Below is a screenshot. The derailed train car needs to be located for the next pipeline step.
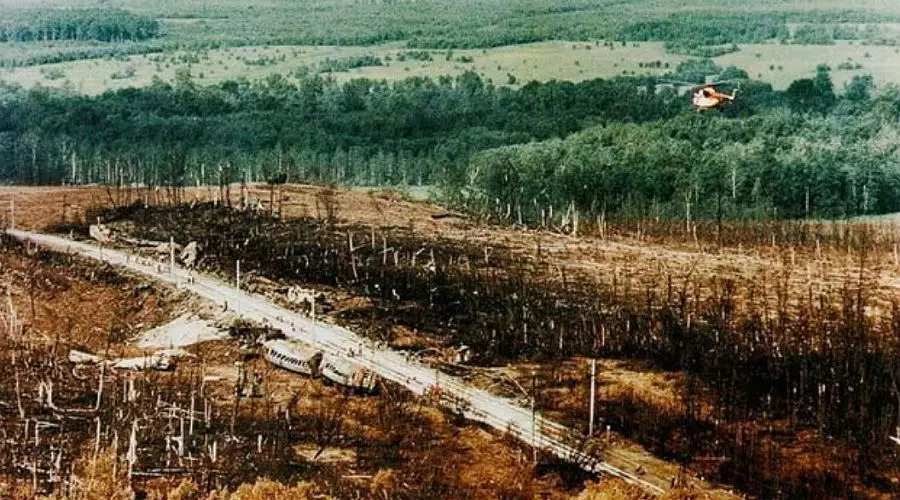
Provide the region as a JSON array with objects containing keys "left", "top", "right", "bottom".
[
  {"left": 320, "top": 355, "right": 379, "bottom": 394},
  {"left": 263, "top": 339, "right": 379, "bottom": 393},
  {"left": 263, "top": 339, "right": 323, "bottom": 377}
]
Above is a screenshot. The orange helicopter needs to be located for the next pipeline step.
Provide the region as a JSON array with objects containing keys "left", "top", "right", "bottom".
[
  {"left": 664, "top": 80, "right": 740, "bottom": 111},
  {"left": 692, "top": 83, "right": 739, "bottom": 111}
]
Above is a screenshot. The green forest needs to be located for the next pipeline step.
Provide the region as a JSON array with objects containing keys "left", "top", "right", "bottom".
[
  {"left": 0, "top": 59, "right": 895, "bottom": 220},
  {"left": 467, "top": 68, "right": 899, "bottom": 221},
  {"left": 4, "top": 3, "right": 900, "bottom": 68},
  {"left": 2, "top": 3, "right": 900, "bottom": 221},
  {"left": 0, "top": 71, "right": 684, "bottom": 185},
  {"left": 0, "top": 9, "right": 159, "bottom": 43}
]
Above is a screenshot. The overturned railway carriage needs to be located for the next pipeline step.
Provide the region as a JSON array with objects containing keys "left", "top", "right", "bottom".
[
  {"left": 263, "top": 339, "right": 323, "bottom": 377},
  {"left": 263, "top": 340, "right": 379, "bottom": 392},
  {"left": 321, "top": 355, "right": 379, "bottom": 393}
]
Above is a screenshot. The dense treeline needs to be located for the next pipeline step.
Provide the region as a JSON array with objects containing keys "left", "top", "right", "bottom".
[
  {"left": 163, "top": 7, "right": 900, "bottom": 50},
  {"left": 617, "top": 11, "right": 900, "bottom": 48},
  {"left": 463, "top": 67, "right": 900, "bottom": 220},
  {"left": 616, "top": 13, "right": 789, "bottom": 45},
  {"left": 3, "top": 3, "right": 899, "bottom": 69},
  {"left": 319, "top": 55, "right": 384, "bottom": 73},
  {"left": 1, "top": 63, "right": 898, "bottom": 220},
  {"left": 0, "top": 72, "right": 683, "bottom": 187},
  {"left": 0, "top": 9, "right": 159, "bottom": 43},
  {"left": 791, "top": 24, "right": 864, "bottom": 45},
  {"left": 663, "top": 42, "right": 739, "bottom": 58},
  {"left": 789, "top": 23, "right": 900, "bottom": 46},
  {"left": 667, "top": 59, "right": 749, "bottom": 84},
  {"left": 0, "top": 43, "right": 166, "bottom": 69},
  {"left": 134, "top": 0, "right": 623, "bottom": 50},
  {"left": 1, "top": 2, "right": 892, "bottom": 68}
]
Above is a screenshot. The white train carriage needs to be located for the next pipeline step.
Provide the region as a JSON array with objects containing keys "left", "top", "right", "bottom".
[
  {"left": 320, "top": 355, "right": 379, "bottom": 393},
  {"left": 263, "top": 339, "right": 323, "bottom": 377}
]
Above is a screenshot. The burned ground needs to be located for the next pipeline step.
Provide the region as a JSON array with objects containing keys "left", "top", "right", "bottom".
[
  {"left": 4, "top": 185, "right": 900, "bottom": 497},
  {"left": 81, "top": 200, "right": 900, "bottom": 498},
  {"left": 0, "top": 231, "right": 580, "bottom": 499}
]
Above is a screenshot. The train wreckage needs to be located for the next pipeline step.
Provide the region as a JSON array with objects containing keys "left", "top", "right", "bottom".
[{"left": 264, "top": 339, "right": 379, "bottom": 393}]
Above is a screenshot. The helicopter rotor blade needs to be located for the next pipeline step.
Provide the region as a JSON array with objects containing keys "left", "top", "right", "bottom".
[
  {"left": 658, "top": 79, "right": 700, "bottom": 87},
  {"left": 704, "top": 79, "right": 743, "bottom": 87}
]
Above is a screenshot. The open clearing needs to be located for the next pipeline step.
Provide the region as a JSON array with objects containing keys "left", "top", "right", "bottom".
[
  {"left": 4, "top": 39, "right": 900, "bottom": 94},
  {"left": 0, "top": 41, "right": 682, "bottom": 95},
  {"left": 718, "top": 40, "right": 900, "bottom": 88}
]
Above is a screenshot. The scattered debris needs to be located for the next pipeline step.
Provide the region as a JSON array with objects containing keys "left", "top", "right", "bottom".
[
  {"left": 256, "top": 276, "right": 278, "bottom": 287},
  {"left": 228, "top": 318, "right": 282, "bottom": 347},
  {"left": 284, "top": 286, "right": 332, "bottom": 316},
  {"left": 154, "top": 241, "right": 183, "bottom": 255},
  {"left": 454, "top": 345, "right": 472, "bottom": 364},
  {"left": 68, "top": 349, "right": 102, "bottom": 364},
  {"left": 120, "top": 236, "right": 168, "bottom": 247},
  {"left": 243, "top": 197, "right": 265, "bottom": 212},
  {"left": 154, "top": 348, "right": 196, "bottom": 359},
  {"left": 112, "top": 353, "right": 174, "bottom": 371},
  {"left": 431, "top": 211, "right": 464, "bottom": 220},
  {"left": 294, "top": 445, "right": 357, "bottom": 464},
  {"left": 180, "top": 241, "right": 199, "bottom": 267},
  {"left": 88, "top": 224, "right": 112, "bottom": 243},
  {"left": 235, "top": 361, "right": 263, "bottom": 398},
  {"left": 69, "top": 348, "right": 176, "bottom": 371}
]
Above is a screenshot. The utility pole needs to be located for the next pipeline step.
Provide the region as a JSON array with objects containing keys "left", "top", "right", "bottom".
[
  {"left": 589, "top": 359, "right": 596, "bottom": 436},
  {"left": 531, "top": 369, "right": 537, "bottom": 464},
  {"left": 236, "top": 259, "right": 241, "bottom": 290}
]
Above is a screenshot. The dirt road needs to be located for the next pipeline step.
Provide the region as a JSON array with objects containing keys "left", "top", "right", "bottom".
[{"left": 7, "top": 228, "right": 740, "bottom": 498}]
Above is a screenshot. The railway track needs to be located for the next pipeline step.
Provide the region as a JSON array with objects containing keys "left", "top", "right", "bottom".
[{"left": 8, "top": 229, "right": 739, "bottom": 497}]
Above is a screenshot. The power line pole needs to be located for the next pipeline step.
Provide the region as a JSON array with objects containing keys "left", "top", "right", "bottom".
[
  {"left": 236, "top": 259, "right": 241, "bottom": 290},
  {"left": 589, "top": 359, "right": 596, "bottom": 436},
  {"left": 531, "top": 369, "right": 537, "bottom": 464}
]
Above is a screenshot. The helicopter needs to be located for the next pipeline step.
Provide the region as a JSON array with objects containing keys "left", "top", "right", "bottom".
[{"left": 662, "top": 80, "right": 741, "bottom": 111}]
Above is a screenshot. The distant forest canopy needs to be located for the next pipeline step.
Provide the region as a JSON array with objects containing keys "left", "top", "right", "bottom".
[
  {"left": 0, "top": 44, "right": 167, "bottom": 69},
  {"left": 463, "top": 66, "right": 898, "bottom": 221},
  {"left": 615, "top": 10, "right": 900, "bottom": 47},
  {"left": 4, "top": 3, "right": 900, "bottom": 68},
  {"left": 0, "top": 71, "right": 685, "bottom": 186},
  {"left": 0, "top": 64, "right": 894, "bottom": 220},
  {"left": 0, "top": 8, "right": 160, "bottom": 43},
  {"left": 615, "top": 14, "right": 790, "bottom": 46}
]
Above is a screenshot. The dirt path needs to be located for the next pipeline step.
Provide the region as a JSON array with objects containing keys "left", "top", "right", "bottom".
[{"left": 7, "top": 228, "right": 739, "bottom": 498}]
